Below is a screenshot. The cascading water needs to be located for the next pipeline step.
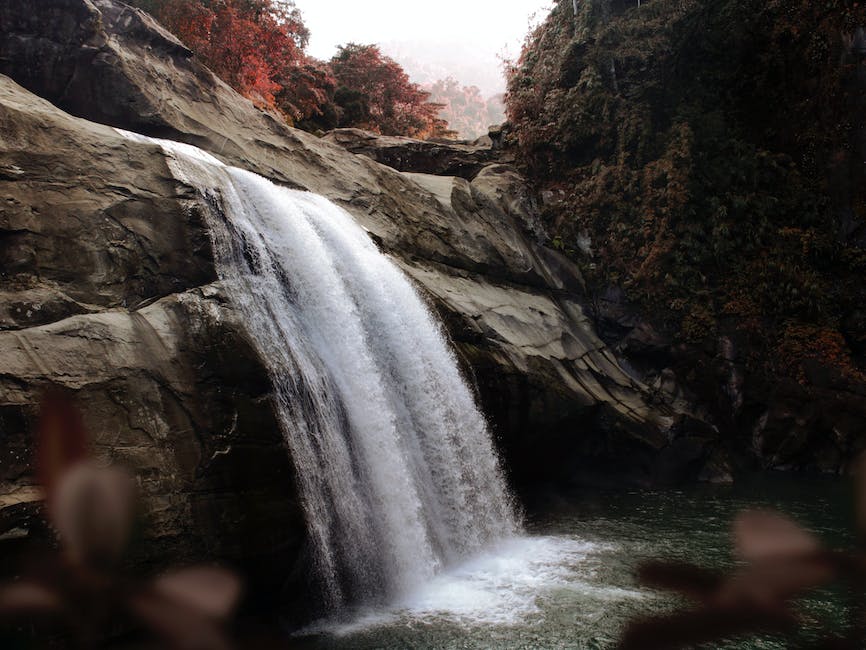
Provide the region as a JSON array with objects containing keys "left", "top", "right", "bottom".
[{"left": 117, "top": 130, "right": 519, "bottom": 609}]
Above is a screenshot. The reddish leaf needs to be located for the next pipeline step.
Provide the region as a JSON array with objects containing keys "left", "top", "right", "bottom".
[
  {"left": 0, "top": 581, "right": 62, "bottom": 615},
  {"left": 152, "top": 567, "right": 242, "bottom": 620},
  {"left": 618, "top": 604, "right": 795, "bottom": 650},
  {"left": 50, "top": 463, "right": 136, "bottom": 570},
  {"left": 733, "top": 509, "right": 821, "bottom": 562},
  {"left": 719, "top": 553, "right": 837, "bottom": 607},
  {"left": 637, "top": 560, "right": 724, "bottom": 602},
  {"left": 129, "top": 589, "right": 233, "bottom": 650},
  {"left": 36, "top": 389, "right": 89, "bottom": 496}
]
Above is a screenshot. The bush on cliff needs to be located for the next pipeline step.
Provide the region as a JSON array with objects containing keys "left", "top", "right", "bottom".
[{"left": 506, "top": 0, "right": 866, "bottom": 390}]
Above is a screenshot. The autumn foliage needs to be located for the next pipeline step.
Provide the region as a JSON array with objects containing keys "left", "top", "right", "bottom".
[
  {"left": 138, "top": 0, "right": 311, "bottom": 111},
  {"left": 128, "top": 0, "right": 450, "bottom": 137},
  {"left": 328, "top": 44, "right": 450, "bottom": 138}
]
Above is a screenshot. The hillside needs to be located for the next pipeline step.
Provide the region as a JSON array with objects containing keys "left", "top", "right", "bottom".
[{"left": 507, "top": 0, "right": 866, "bottom": 472}]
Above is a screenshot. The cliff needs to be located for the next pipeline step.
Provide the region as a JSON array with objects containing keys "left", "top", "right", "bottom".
[
  {"left": 507, "top": 0, "right": 866, "bottom": 473},
  {"left": 0, "top": 0, "right": 716, "bottom": 607}
]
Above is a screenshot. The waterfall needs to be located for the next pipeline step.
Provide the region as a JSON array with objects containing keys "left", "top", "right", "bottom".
[{"left": 117, "top": 130, "right": 519, "bottom": 608}]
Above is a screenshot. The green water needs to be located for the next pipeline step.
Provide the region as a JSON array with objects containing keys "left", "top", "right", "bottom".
[{"left": 293, "top": 475, "right": 854, "bottom": 649}]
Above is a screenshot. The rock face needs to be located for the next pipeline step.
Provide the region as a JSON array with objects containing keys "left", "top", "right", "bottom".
[
  {"left": 0, "top": 78, "right": 305, "bottom": 607},
  {"left": 507, "top": 0, "right": 866, "bottom": 474},
  {"left": 0, "top": 0, "right": 712, "bottom": 610}
]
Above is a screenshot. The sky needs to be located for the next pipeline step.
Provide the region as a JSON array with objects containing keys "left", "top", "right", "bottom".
[{"left": 294, "top": 0, "right": 553, "bottom": 96}]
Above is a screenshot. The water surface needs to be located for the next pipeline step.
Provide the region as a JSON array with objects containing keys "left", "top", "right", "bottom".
[{"left": 294, "top": 475, "right": 854, "bottom": 649}]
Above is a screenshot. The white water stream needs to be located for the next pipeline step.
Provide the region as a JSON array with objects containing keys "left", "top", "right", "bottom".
[{"left": 117, "top": 130, "right": 524, "bottom": 610}]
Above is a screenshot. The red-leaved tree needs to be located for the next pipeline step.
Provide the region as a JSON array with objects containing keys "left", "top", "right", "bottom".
[
  {"left": 330, "top": 43, "right": 451, "bottom": 139},
  {"left": 136, "top": 0, "right": 322, "bottom": 120},
  {"left": 128, "top": 2, "right": 455, "bottom": 137}
]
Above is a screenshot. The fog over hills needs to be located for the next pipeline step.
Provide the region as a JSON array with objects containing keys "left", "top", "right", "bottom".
[
  {"left": 298, "top": 0, "right": 552, "bottom": 96},
  {"left": 380, "top": 40, "right": 510, "bottom": 98}
]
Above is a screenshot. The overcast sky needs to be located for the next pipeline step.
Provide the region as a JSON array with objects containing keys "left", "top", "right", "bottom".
[{"left": 294, "top": 0, "right": 553, "bottom": 95}]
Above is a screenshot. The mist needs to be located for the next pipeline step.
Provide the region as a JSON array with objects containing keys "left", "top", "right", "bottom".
[{"left": 295, "top": 0, "right": 553, "bottom": 96}]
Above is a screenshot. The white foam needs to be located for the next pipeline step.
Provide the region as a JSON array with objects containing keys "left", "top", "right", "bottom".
[
  {"left": 301, "top": 534, "right": 645, "bottom": 636},
  {"left": 397, "top": 536, "right": 593, "bottom": 624}
]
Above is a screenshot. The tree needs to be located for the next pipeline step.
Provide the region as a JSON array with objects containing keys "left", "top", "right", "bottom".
[
  {"left": 126, "top": 3, "right": 454, "bottom": 138},
  {"left": 330, "top": 44, "right": 451, "bottom": 138},
  {"left": 275, "top": 56, "right": 338, "bottom": 127}
]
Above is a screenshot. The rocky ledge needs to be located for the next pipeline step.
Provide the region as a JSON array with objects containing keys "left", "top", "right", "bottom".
[{"left": 321, "top": 127, "right": 502, "bottom": 180}]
